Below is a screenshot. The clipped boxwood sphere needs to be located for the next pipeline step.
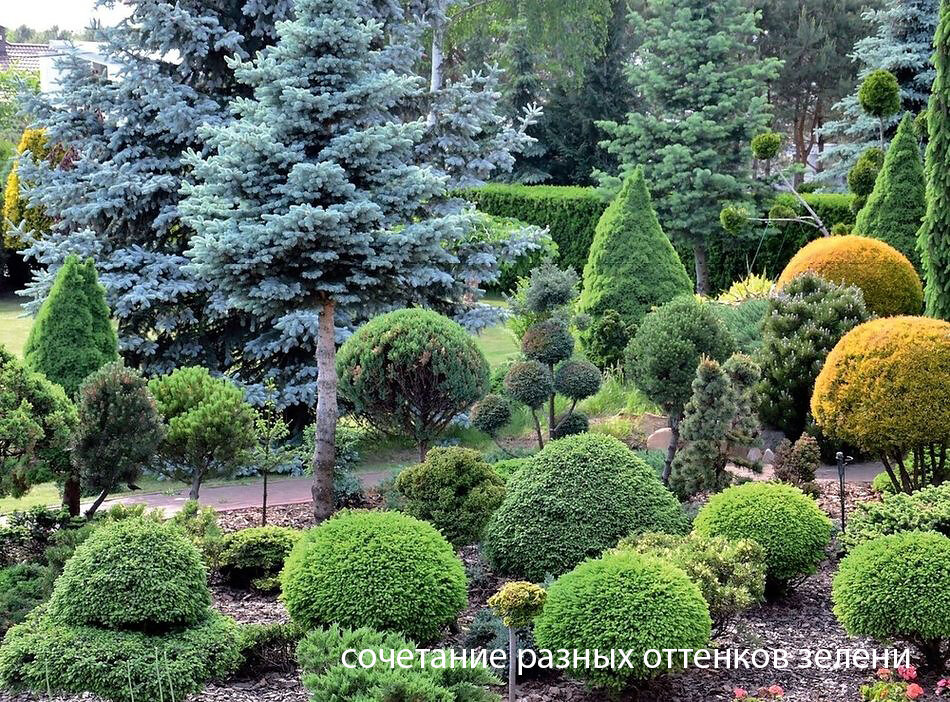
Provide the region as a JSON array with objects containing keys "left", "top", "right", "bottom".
[
  {"left": 693, "top": 482, "right": 831, "bottom": 587},
  {"left": 482, "top": 433, "right": 688, "bottom": 580},
  {"left": 553, "top": 359, "right": 601, "bottom": 401},
  {"left": 46, "top": 517, "right": 211, "bottom": 629},
  {"left": 551, "top": 411, "right": 589, "bottom": 439},
  {"left": 281, "top": 510, "right": 467, "bottom": 642},
  {"left": 504, "top": 359, "right": 552, "bottom": 409},
  {"left": 522, "top": 317, "right": 574, "bottom": 366},
  {"left": 812, "top": 317, "right": 950, "bottom": 458},
  {"left": 534, "top": 550, "right": 711, "bottom": 690},
  {"left": 470, "top": 393, "right": 512, "bottom": 436},
  {"left": 777, "top": 235, "right": 923, "bottom": 317},
  {"left": 832, "top": 532, "right": 950, "bottom": 665}
]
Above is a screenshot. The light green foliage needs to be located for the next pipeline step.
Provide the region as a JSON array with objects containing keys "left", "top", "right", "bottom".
[
  {"left": 858, "top": 69, "right": 901, "bottom": 119},
  {"left": 855, "top": 114, "right": 926, "bottom": 270},
  {"left": 533, "top": 550, "right": 711, "bottom": 689},
  {"left": 758, "top": 273, "right": 870, "bottom": 437},
  {"left": 751, "top": 132, "right": 782, "bottom": 160},
  {"left": 220, "top": 526, "right": 300, "bottom": 592},
  {"left": 0, "top": 345, "right": 76, "bottom": 498},
  {"left": 694, "top": 482, "right": 832, "bottom": 589},
  {"left": 396, "top": 447, "right": 506, "bottom": 547},
  {"left": 710, "top": 298, "right": 769, "bottom": 355},
  {"left": 337, "top": 309, "right": 489, "bottom": 456},
  {"left": 148, "top": 366, "right": 257, "bottom": 497},
  {"left": 488, "top": 581, "right": 546, "bottom": 628},
  {"left": 0, "top": 69, "right": 40, "bottom": 144},
  {"left": 842, "top": 482, "right": 950, "bottom": 551},
  {"left": 577, "top": 169, "right": 692, "bottom": 341},
  {"left": 832, "top": 532, "right": 950, "bottom": 667},
  {"left": 489, "top": 457, "right": 531, "bottom": 482},
  {"left": 169, "top": 499, "right": 224, "bottom": 567},
  {"left": 616, "top": 532, "right": 766, "bottom": 630},
  {"left": 23, "top": 255, "right": 118, "bottom": 397},
  {"left": 482, "top": 433, "right": 688, "bottom": 580},
  {"left": 281, "top": 510, "right": 467, "bottom": 642}
]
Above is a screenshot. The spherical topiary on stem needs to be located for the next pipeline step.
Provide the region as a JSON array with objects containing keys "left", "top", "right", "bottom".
[
  {"left": 811, "top": 316, "right": 950, "bottom": 493},
  {"left": 482, "top": 433, "right": 688, "bottom": 580},
  {"left": 521, "top": 317, "right": 574, "bottom": 366},
  {"left": 533, "top": 550, "right": 711, "bottom": 690},
  {"left": 471, "top": 393, "right": 514, "bottom": 455},
  {"left": 693, "top": 482, "right": 831, "bottom": 593},
  {"left": 281, "top": 510, "right": 467, "bottom": 642},
  {"left": 751, "top": 131, "right": 782, "bottom": 161},
  {"left": 777, "top": 235, "right": 923, "bottom": 317},
  {"left": 504, "top": 359, "right": 553, "bottom": 449},
  {"left": 489, "top": 581, "right": 547, "bottom": 702},
  {"left": 553, "top": 359, "right": 602, "bottom": 404},
  {"left": 550, "top": 411, "right": 589, "bottom": 439},
  {"left": 847, "top": 147, "right": 885, "bottom": 212},
  {"left": 832, "top": 532, "right": 950, "bottom": 669},
  {"left": 858, "top": 69, "right": 901, "bottom": 147}
]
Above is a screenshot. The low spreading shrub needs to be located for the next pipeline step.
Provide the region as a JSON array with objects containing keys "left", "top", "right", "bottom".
[
  {"left": 0, "top": 563, "right": 55, "bottom": 635},
  {"left": 482, "top": 433, "right": 688, "bottom": 580},
  {"left": 281, "top": 510, "right": 467, "bottom": 642},
  {"left": 832, "top": 532, "right": 950, "bottom": 668},
  {"left": 236, "top": 621, "right": 303, "bottom": 675},
  {"left": 693, "top": 482, "right": 831, "bottom": 591},
  {"left": 710, "top": 298, "right": 769, "bottom": 355},
  {"left": 842, "top": 482, "right": 950, "bottom": 550},
  {"left": 220, "top": 526, "right": 301, "bottom": 592},
  {"left": 533, "top": 550, "right": 711, "bottom": 689}
]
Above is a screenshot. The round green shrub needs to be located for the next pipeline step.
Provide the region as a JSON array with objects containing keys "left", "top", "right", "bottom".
[
  {"left": 395, "top": 447, "right": 506, "bottom": 546},
  {"left": 693, "top": 482, "right": 831, "bottom": 588},
  {"left": 832, "top": 532, "right": 950, "bottom": 668},
  {"left": 482, "top": 433, "right": 688, "bottom": 580},
  {"left": 842, "top": 482, "right": 950, "bottom": 551},
  {"left": 751, "top": 131, "right": 782, "bottom": 161},
  {"left": 46, "top": 518, "right": 211, "bottom": 629},
  {"left": 522, "top": 317, "right": 574, "bottom": 366},
  {"left": 551, "top": 411, "right": 589, "bottom": 439},
  {"left": 847, "top": 147, "right": 885, "bottom": 198},
  {"left": 0, "top": 609, "right": 242, "bottom": 702},
  {"left": 858, "top": 69, "right": 901, "bottom": 119},
  {"left": 533, "top": 550, "right": 711, "bottom": 690},
  {"left": 503, "top": 359, "right": 552, "bottom": 409},
  {"left": 470, "top": 393, "right": 512, "bottom": 437},
  {"left": 553, "top": 359, "right": 601, "bottom": 401},
  {"left": 281, "top": 510, "right": 467, "bottom": 642},
  {"left": 581, "top": 308, "right": 632, "bottom": 370},
  {"left": 219, "top": 526, "right": 301, "bottom": 592}
]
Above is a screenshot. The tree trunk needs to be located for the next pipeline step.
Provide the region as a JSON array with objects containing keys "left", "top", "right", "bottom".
[
  {"left": 693, "top": 243, "right": 709, "bottom": 296},
  {"left": 547, "top": 364, "right": 555, "bottom": 439},
  {"left": 312, "top": 298, "right": 337, "bottom": 523},
  {"left": 419, "top": 440, "right": 429, "bottom": 463},
  {"left": 189, "top": 471, "right": 202, "bottom": 501},
  {"left": 530, "top": 410, "right": 544, "bottom": 450},
  {"left": 85, "top": 486, "right": 111, "bottom": 519},
  {"left": 261, "top": 470, "right": 268, "bottom": 527},
  {"left": 662, "top": 415, "right": 681, "bottom": 486},
  {"left": 62, "top": 473, "right": 81, "bottom": 517},
  {"left": 427, "top": 2, "right": 445, "bottom": 125}
]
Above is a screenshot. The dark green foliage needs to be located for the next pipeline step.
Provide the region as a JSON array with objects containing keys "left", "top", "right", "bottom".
[
  {"left": 0, "top": 506, "right": 72, "bottom": 565},
  {"left": 46, "top": 518, "right": 210, "bottom": 629},
  {"left": 855, "top": 113, "right": 926, "bottom": 270},
  {"left": 832, "top": 531, "right": 950, "bottom": 668},
  {"left": 710, "top": 298, "right": 769, "bottom": 354},
  {"left": 773, "top": 434, "right": 821, "bottom": 495},
  {"left": 551, "top": 411, "right": 589, "bottom": 439},
  {"left": 460, "top": 185, "right": 606, "bottom": 273},
  {"left": 582, "top": 308, "right": 633, "bottom": 369},
  {"left": 521, "top": 317, "right": 574, "bottom": 365},
  {"left": 482, "top": 433, "right": 688, "bottom": 580},
  {"left": 219, "top": 526, "right": 300, "bottom": 592},
  {"left": 297, "top": 624, "right": 501, "bottom": 702},
  {"left": 337, "top": 309, "right": 489, "bottom": 457},
  {"left": 751, "top": 132, "right": 782, "bottom": 160},
  {"left": 300, "top": 424, "right": 369, "bottom": 509},
  {"left": 515, "top": 263, "right": 579, "bottom": 317},
  {"left": 503, "top": 360, "right": 552, "bottom": 409},
  {"left": 693, "top": 482, "right": 832, "bottom": 589},
  {"left": 577, "top": 169, "right": 692, "bottom": 337},
  {"left": 281, "top": 510, "right": 467, "bottom": 642},
  {"left": 236, "top": 621, "right": 303, "bottom": 676},
  {"left": 758, "top": 273, "right": 870, "bottom": 436},
  {"left": 74, "top": 362, "right": 164, "bottom": 516},
  {"left": 395, "top": 448, "right": 506, "bottom": 546},
  {"left": 533, "top": 550, "right": 711, "bottom": 689},
  {"left": 23, "top": 255, "right": 118, "bottom": 397},
  {"left": 858, "top": 69, "right": 902, "bottom": 118},
  {"left": 617, "top": 532, "right": 766, "bottom": 632},
  {"left": 0, "top": 564, "right": 55, "bottom": 635},
  {"left": 470, "top": 393, "right": 513, "bottom": 437},
  {"left": 553, "top": 359, "right": 602, "bottom": 401},
  {"left": 842, "top": 482, "right": 950, "bottom": 551}
]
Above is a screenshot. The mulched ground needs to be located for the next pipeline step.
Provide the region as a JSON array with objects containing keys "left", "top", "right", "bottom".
[{"left": 3, "top": 481, "right": 943, "bottom": 702}]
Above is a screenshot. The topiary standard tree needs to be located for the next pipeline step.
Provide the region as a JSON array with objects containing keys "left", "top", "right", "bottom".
[
  {"left": 503, "top": 360, "right": 553, "bottom": 448},
  {"left": 858, "top": 69, "right": 902, "bottom": 148},
  {"left": 24, "top": 255, "right": 118, "bottom": 398},
  {"left": 854, "top": 113, "right": 926, "bottom": 270},
  {"left": 577, "top": 168, "right": 691, "bottom": 351},
  {"left": 148, "top": 367, "right": 257, "bottom": 500},
  {"left": 337, "top": 309, "right": 489, "bottom": 461},
  {"left": 919, "top": 0, "right": 950, "bottom": 320},
  {"left": 625, "top": 296, "right": 736, "bottom": 484},
  {"left": 74, "top": 361, "right": 164, "bottom": 518}
]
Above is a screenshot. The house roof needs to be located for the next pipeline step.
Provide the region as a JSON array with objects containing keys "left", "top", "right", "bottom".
[{"left": 0, "top": 42, "right": 56, "bottom": 73}]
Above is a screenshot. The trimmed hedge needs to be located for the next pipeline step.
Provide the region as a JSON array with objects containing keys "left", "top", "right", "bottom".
[
  {"left": 482, "top": 433, "right": 688, "bottom": 580},
  {"left": 533, "top": 550, "right": 711, "bottom": 689},
  {"left": 280, "top": 510, "right": 467, "bottom": 642}
]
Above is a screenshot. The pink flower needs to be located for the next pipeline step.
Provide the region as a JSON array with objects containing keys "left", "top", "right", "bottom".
[
  {"left": 733, "top": 689, "right": 748, "bottom": 700},
  {"left": 898, "top": 665, "right": 918, "bottom": 681},
  {"left": 937, "top": 678, "right": 949, "bottom": 696},
  {"left": 768, "top": 685, "right": 785, "bottom": 697},
  {"left": 906, "top": 683, "right": 924, "bottom": 700},
  {"left": 877, "top": 668, "right": 893, "bottom": 680}
]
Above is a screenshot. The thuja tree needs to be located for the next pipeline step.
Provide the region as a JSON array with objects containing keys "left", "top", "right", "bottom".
[
  {"left": 181, "top": 0, "right": 518, "bottom": 521},
  {"left": 598, "top": 0, "right": 780, "bottom": 294}
]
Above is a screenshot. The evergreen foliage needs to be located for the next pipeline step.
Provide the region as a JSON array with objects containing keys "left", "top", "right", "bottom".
[
  {"left": 847, "top": 147, "right": 885, "bottom": 212},
  {"left": 219, "top": 526, "right": 300, "bottom": 592},
  {"left": 23, "top": 255, "right": 118, "bottom": 397},
  {"left": 842, "top": 482, "right": 950, "bottom": 550},
  {"left": 2, "top": 128, "right": 53, "bottom": 252}
]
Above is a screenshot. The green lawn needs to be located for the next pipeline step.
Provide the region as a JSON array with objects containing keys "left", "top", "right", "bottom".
[
  {"left": 474, "top": 323, "right": 519, "bottom": 368},
  {"left": 0, "top": 293, "right": 31, "bottom": 357}
]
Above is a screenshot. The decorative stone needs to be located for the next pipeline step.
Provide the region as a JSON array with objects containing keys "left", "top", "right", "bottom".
[
  {"left": 763, "top": 448, "right": 776, "bottom": 464},
  {"left": 646, "top": 427, "right": 673, "bottom": 451},
  {"left": 747, "top": 447, "right": 763, "bottom": 463}
]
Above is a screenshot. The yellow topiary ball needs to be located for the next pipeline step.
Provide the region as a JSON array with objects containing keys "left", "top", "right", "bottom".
[
  {"left": 811, "top": 316, "right": 950, "bottom": 457},
  {"left": 776, "top": 235, "right": 923, "bottom": 317}
]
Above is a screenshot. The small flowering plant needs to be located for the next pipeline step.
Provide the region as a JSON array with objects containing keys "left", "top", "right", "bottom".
[
  {"left": 861, "top": 667, "right": 931, "bottom": 701},
  {"left": 732, "top": 684, "right": 784, "bottom": 701}
]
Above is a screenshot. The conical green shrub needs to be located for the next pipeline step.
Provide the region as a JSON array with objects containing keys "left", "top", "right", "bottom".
[
  {"left": 24, "top": 255, "right": 118, "bottom": 395},
  {"left": 854, "top": 113, "right": 925, "bottom": 271}
]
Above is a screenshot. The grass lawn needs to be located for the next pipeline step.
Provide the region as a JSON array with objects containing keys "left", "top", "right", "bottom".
[
  {"left": 474, "top": 323, "right": 519, "bottom": 367},
  {"left": 0, "top": 293, "right": 31, "bottom": 358}
]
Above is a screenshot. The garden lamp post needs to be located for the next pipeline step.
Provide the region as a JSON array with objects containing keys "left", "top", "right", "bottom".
[{"left": 836, "top": 451, "right": 853, "bottom": 532}]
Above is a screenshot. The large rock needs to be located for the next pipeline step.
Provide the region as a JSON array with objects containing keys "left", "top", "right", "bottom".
[{"left": 646, "top": 427, "right": 673, "bottom": 451}]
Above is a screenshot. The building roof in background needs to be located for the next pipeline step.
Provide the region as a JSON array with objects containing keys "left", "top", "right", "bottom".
[{"left": 0, "top": 26, "right": 56, "bottom": 73}]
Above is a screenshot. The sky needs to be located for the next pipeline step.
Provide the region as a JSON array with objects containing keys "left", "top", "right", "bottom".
[{"left": 1, "top": 1, "right": 129, "bottom": 33}]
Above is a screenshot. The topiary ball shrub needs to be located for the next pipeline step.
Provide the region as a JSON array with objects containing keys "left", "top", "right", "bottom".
[
  {"left": 553, "top": 359, "right": 602, "bottom": 401},
  {"left": 832, "top": 532, "right": 950, "bottom": 668},
  {"left": 751, "top": 131, "right": 782, "bottom": 161},
  {"left": 521, "top": 317, "right": 574, "bottom": 366},
  {"left": 533, "top": 550, "right": 711, "bottom": 690},
  {"left": 503, "top": 359, "right": 552, "bottom": 409},
  {"left": 281, "top": 510, "right": 467, "bottom": 642},
  {"left": 46, "top": 517, "right": 211, "bottom": 629},
  {"left": 470, "top": 393, "right": 512, "bottom": 437},
  {"left": 395, "top": 447, "right": 506, "bottom": 546},
  {"left": 776, "top": 235, "right": 923, "bottom": 317},
  {"left": 858, "top": 69, "right": 901, "bottom": 119},
  {"left": 842, "top": 482, "right": 950, "bottom": 551},
  {"left": 693, "top": 482, "right": 831, "bottom": 592},
  {"left": 219, "top": 526, "right": 301, "bottom": 592},
  {"left": 482, "top": 433, "right": 688, "bottom": 580},
  {"left": 550, "top": 411, "right": 589, "bottom": 439}
]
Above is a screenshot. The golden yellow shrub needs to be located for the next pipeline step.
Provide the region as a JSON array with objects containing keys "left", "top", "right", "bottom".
[
  {"left": 3, "top": 128, "right": 52, "bottom": 251},
  {"left": 777, "top": 235, "right": 923, "bottom": 317}
]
